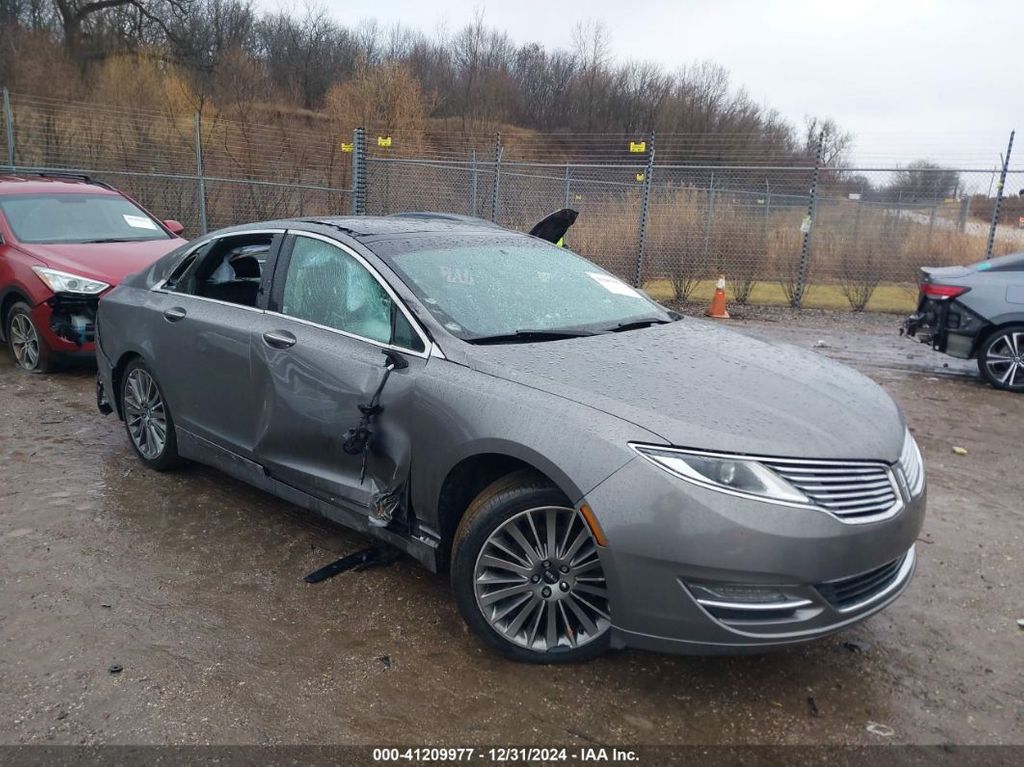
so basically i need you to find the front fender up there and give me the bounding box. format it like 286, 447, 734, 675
409, 360, 661, 530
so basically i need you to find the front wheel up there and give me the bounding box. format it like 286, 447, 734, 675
978, 325, 1024, 392
121, 359, 184, 470
452, 470, 612, 663
6, 302, 52, 373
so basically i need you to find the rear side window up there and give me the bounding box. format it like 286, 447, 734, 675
279, 235, 423, 351
170, 233, 272, 308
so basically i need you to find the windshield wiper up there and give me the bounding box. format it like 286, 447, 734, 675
81, 237, 139, 243
606, 318, 673, 333
467, 328, 598, 345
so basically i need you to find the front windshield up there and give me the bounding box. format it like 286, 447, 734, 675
0, 193, 171, 244
379, 234, 670, 341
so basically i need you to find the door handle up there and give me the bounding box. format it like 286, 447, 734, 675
163, 306, 187, 322
262, 329, 297, 349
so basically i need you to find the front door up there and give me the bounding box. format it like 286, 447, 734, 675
251, 232, 429, 511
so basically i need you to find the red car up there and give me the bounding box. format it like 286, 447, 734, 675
0, 173, 186, 372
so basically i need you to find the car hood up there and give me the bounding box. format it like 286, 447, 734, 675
462, 319, 905, 462
19, 239, 184, 286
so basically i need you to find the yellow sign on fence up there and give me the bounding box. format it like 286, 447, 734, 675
340, 142, 353, 153
377, 136, 392, 148
635, 172, 645, 182
629, 141, 646, 153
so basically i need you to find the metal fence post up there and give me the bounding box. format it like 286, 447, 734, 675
490, 133, 502, 223
927, 203, 937, 249
193, 112, 208, 235
633, 132, 656, 288
959, 195, 971, 233
469, 149, 478, 216
793, 130, 825, 309
351, 127, 367, 216
701, 172, 716, 265
563, 163, 572, 209
985, 130, 1015, 259
3, 88, 15, 170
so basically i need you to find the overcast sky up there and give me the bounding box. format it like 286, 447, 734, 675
263, 0, 1018, 167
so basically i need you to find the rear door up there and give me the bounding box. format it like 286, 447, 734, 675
251, 231, 430, 510
147, 230, 283, 457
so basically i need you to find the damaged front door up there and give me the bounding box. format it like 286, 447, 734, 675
251, 232, 429, 524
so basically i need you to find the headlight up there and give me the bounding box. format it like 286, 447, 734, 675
32, 267, 109, 295
899, 428, 925, 497
631, 444, 810, 505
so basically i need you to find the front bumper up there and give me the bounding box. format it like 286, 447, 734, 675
583, 456, 925, 654
31, 296, 98, 357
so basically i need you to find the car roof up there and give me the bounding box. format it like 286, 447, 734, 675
305, 213, 506, 241
0, 173, 119, 196
213, 212, 509, 242
974, 251, 1024, 272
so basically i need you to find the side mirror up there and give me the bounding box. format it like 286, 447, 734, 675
163, 220, 185, 236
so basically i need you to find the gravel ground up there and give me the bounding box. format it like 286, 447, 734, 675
0, 316, 1021, 747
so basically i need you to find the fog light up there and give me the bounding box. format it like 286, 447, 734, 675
686, 581, 791, 605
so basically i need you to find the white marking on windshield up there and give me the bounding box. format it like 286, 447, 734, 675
587, 271, 641, 297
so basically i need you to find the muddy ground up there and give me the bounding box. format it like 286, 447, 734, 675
0, 313, 1021, 747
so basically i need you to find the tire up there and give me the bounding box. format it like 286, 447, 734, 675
6, 301, 53, 373
451, 469, 612, 663
977, 324, 1024, 392
120, 358, 184, 470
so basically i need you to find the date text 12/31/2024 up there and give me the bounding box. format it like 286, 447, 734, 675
372, 747, 640, 762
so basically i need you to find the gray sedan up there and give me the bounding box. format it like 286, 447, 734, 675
903, 252, 1024, 391
95, 213, 925, 663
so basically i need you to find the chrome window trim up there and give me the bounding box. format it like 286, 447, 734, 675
628, 442, 904, 525
157, 293, 266, 314
261, 311, 430, 359
266, 230, 432, 359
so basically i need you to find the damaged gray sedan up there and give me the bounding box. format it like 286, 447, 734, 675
96, 213, 926, 663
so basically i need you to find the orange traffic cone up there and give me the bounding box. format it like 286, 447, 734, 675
706, 274, 730, 319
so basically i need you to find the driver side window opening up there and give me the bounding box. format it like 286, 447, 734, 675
279, 235, 424, 352
172, 233, 273, 308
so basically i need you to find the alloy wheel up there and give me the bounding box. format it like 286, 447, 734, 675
473, 506, 610, 652
124, 368, 168, 459
985, 331, 1024, 389
9, 313, 41, 370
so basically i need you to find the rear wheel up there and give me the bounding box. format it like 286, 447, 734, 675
6, 302, 52, 373
978, 325, 1024, 392
121, 359, 184, 470
452, 470, 611, 663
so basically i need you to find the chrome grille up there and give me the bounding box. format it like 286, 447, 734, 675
762, 459, 899, 521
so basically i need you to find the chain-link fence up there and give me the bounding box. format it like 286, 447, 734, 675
3, 89, 1021, 313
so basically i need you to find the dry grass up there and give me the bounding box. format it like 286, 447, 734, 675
644, 279, 919, 314
574, 191, 1004, 312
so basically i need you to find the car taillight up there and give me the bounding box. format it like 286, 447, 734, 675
920, 283, 969, 300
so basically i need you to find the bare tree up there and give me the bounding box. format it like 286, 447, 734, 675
804, 116, 853, 167
572, 19, 610, 131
